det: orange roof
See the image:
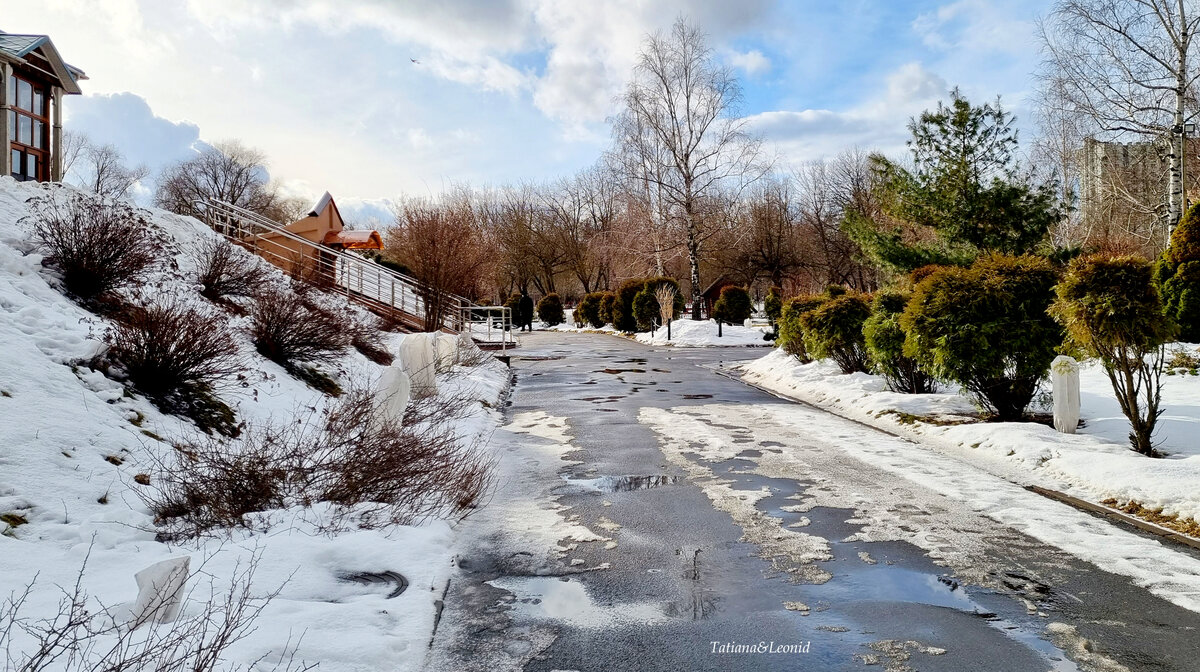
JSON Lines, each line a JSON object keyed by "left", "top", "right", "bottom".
{"left": 323, "top": 229, "right": 383, "bottom": 250}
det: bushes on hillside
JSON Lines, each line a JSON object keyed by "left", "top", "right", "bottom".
{"left": 192, "top": 236, "right": 269, "bottom": 303}
{"left": 145, "top": 382, "right": 494, "bottom": 537}
{"left": 1053, "top": 255, "right": 1175, "bottom": 456}
{"left": 537, "top": 293, "right": 565, "bottom": 326}
{"left": 799, "top": 292, "right": 873, "bottom": 374}
{"left": 249, "top": 286, "right": 350, "bottom": 392}
{"left": 863, "top": 290, "right": 934, "bottom": 393}
{"left": 104, "top": 297, "right": 242, "bottom": 436}
{"left": 713, "top": 286, "right": 753, "bottom": 325}
{"left": 28, "top": 190, "right": 159, "bottom": 302}
{"left": 1155, "top": 202, "right": 1200, "bottom": 341}
{"left": 576, "top": 292, "right": 604, "bottom": 327}
{"left": 901, "top": 254, "right": 1061, "bottom": 421}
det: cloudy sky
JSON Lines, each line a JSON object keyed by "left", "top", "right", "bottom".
{"left": 6, "top": 0, "right": 1048, "bottom": 215}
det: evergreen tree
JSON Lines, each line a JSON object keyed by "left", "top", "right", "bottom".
{"left": 844, "top": 89, "right": 1063, "bottom": 272}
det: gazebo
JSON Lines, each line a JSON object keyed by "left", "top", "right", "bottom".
{"left": 0, "top": 30, "right": 86, "bottom": 183}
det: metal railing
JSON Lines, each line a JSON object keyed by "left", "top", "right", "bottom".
{"left": 197, "top": 199, "right": 514, "bottom": 343}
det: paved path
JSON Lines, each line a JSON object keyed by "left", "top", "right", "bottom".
{"left": 429, "top": 332, "right": 1200, "bottom": 672}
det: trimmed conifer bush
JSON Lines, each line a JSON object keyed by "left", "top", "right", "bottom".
{"left": 613, "top": 279, "right": 645, "bottom": 332}
{"left": 799, "top": 292, "right": 873, "bottom": 374}
{"left": 1155, "top": 202, "right": 1200, "bottom": 341}
{"left": 901, "top": 254, "right": 1061, "bottom": 421}
{"left": 577, "top": 292, "right": 605, "bottom": 328}
{"left": 1053, "top": 255, "right": 1175, "bottom": 456}
{"left": 633, "top": 287, "right": 660, "bottom": 331}
{"left": 863, "top": 290, "right": 934, "bottom": 393}
{"left": 537, "top": 293, "right": 565, "bottom": 326}
{"left": 777, "top": 294, "right": 827, "bottom": 361}
{"left": 712, "top": 286, "right": 753, "bottom": 325}
{"left": 764, "top": 286, "right": 783, "bottom": 325}
{"left": 598, "top": 292, "right": 616, "bottom": 326}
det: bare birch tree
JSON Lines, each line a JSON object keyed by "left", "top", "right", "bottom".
{"left": 1039, "top": 0, "right": 1200, "bottom": 230}
{"left": 613, "top": 18, "right": 765, "bottom": 319}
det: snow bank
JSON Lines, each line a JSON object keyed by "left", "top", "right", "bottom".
{"left": 634, "top": 318, "right": 771, "bottom": 347}
{"left": 737, "top": 348, "right": 1200, "bottom": 529}
{"left": 0, "top": 177, "right": 509, "bottom": 670}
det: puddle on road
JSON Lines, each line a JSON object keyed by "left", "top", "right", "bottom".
{"left": 488, "top": 576, "right": 668, "bottom": 628}
{"left": 595, "top": 368, "right": 646, "bottom": 374}
{"left": 682, "top": 394, "right": 713, "bottom": 400}
{"left": 562, "top": 474, "right": 679, "bottom": 492}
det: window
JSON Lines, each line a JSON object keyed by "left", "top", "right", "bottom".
{"left": 8, "top": 74, "right": 49, "bottom": 181}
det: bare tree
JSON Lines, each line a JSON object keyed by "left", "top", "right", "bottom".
{"left": 1039, "top": 0, "right": 1200, "bottom": 230}
{"left": 74, "top": 143, "right": 150, "bottom": 200}
{"left": 155, "top": 141, "right": 286, "bottom": 219}
{"left": 59, "top": 129, "right": 87, "bottom": 179}
{"left": 613, "top": 18, "right": 765, "bottom": 319}
{"left": 387, "top": 192, "right": 489, "bottom": 329}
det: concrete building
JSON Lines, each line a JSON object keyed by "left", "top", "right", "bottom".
{"left": 0, "top": 30, "right": 86, "bottom": 183}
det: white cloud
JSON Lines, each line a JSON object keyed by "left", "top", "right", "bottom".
{"left": 746, "top": 62, "right": 948, "bottom": 164}
{"left": 911, "top": 0, "right": 1035, "bottom": 56}
{"left": 728, "top": 49, "right": 771, "bottom": 76}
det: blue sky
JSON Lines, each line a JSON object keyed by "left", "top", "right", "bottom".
{"left": 5, "top": 0, "right": 1049, "bottom": 219}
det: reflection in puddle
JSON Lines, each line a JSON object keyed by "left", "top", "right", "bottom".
{"left": 563, "top": 474, "right": 679, "bottom": 492}
{"left": 488, "top": 576, "right": 668, "bottom": 627}
{"left": 596, "top": 368, "right": 646, "bottom": 374}
{"left": 683, "top": 394, "right": 714, "bottom": 399}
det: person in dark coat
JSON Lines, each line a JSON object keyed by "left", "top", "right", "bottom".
{"left": 518, "top": 291, "right": 535, "bottom": 332}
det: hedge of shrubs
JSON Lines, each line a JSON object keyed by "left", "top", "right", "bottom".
{"left": 863, "top": 290, "right": 934, "bottom": 393}
{"left": 799, "top": 292, "right": 872, "bottom": 374}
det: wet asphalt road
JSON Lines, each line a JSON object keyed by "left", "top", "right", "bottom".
{"left": 430, "top": 332, "right": 1200, "bottom": 672}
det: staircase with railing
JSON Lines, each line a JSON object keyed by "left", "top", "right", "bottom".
{"left": 197, "top": 199, "right": 513, "bottom": 350}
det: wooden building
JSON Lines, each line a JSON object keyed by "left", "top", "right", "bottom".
{"left": 0, "top": 30, "right": 85, "bottom": 183}
{"left": 253, "top": 192, "right": 383, "bottom": 278}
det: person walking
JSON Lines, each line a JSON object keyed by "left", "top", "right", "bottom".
{"left": 518, "top": 290, "right": 535, "bottom": 332}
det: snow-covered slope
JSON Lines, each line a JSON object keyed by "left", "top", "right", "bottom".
{"left": 0, "top": 177, "right": 508, "bottom": 670}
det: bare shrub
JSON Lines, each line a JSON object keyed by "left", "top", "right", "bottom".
{"left": 104, "top": 297, "right": 242, "bottom": 436}
{"left": 191, "top": 236, "right": 269, "bottom": 303}
{"left": 345, "top": 313, "right": 394, "bottom": 366}
{"left": 249, "top": 286, "right": 349, "bottom": 367}
{"left": 144, "top": 381, "right": 494, "bottom": 538}
{"left": 27, "top": 189, "right": 159, "bottom": 301}
{"left": 0, "top": 549, "right": 311, "bottom": 671}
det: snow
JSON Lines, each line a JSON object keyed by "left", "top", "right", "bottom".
{"left": 640, "top": 401, "right": 1200, "bottom": 614}
{"left": 735, "top": 348, "right": 1200, "bottom": 531}
{"left": 547, "top": 312, "right": 772, "bottom": 348}
{"left": 0, "top": 178, "right": 510, "bottom": 670}
{"left": 634, "top": 318, "right": 772, "bottom": 347}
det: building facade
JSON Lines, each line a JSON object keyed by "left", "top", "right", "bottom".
{"left": 0, "top": 31, "right": 85, "bottom": 183}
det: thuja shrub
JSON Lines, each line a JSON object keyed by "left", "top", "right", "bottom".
{"left": 799, "top": 292, "right": 873, "bottom": 374}
{"left": 764, "top": 286, "right": 783, "bottom": 325}
{"left": 863, "top": 290, "right": 934, "bottom": 393}
{"left": 633, "top": 286, "right": 659, "bottom": 331}
{"left": 598, "top": 292, "right": 616, "bottom": 326}
{"left": 1155, "top": 202, "right": 1200, "bottom": 341}
{"left": 777, "top": 294, "right": 827, "bottom": 361}
{"left": 27, "top": 189, "right": 159, "bottom": 301}
{"left": 576, "top": 292, "right": 606, "bottom": 328}
{"left": 712, "top": 286, "right": 753, "bottom": 324}
{"left": 537, "top": 293, "right": 565, "bottom": 326}
{"left": 901, "top": 254, "right": 1062, "bottom": 421}
{"left": 613, "top": 279, "right": 646, "bottom": 332}
{"left": 104, "top": 297, "right": 242, "bottom": 436}
{"left": 1053, "top": 255, "right": 1175, "bottom": 456}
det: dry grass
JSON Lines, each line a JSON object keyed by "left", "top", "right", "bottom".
{"left": 1101, "top": 498, "right": 1200, "bottom": 538}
